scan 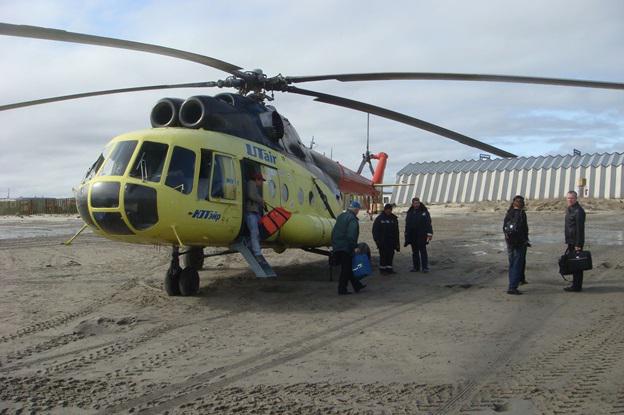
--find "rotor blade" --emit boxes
[287,72,624,90]
[286,86,516,158]
[0,82,217,111]
[0,23,243,75]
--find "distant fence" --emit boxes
[0,198,77,215]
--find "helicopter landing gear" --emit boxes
[164,246,200,296]
[182,246,204,270]
[179,267,200,296]
[164,246,182,296]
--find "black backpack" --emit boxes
[503,211,523,245]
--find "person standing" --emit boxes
[503,195,529,295]
[331,200,366,295]
[404,197,433,273]
[564,190,586,292]
[372,203,400,274]
[245,172,265,259]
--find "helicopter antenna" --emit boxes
[309,136,316,149]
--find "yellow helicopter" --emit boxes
[1,23,622,296]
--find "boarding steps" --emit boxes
[230,238,276,278]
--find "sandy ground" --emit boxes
[1,203,624,414]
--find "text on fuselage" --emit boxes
[245,144,277,164]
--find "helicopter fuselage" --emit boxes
[76,127,348,250]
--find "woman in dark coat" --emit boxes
[404,197,433,272]
[503,195,530,295]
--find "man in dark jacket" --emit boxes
[503,195,529,295]
[372,203,400,274]
[404,198,433,272]
[331,200,366,295]
[564,191,586,292]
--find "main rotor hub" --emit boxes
[213,69,290,99]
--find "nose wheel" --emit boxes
[164,246,200,296]
[179,267,200,296]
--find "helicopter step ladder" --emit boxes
[230,238,277,278]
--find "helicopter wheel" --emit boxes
[179,266,200,296]
[164,266,182,296]
[182,246,204,270]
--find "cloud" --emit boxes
[0,0,623,196]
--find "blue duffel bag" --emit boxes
[352,253,372,279]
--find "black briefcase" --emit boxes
[559,250,592,275]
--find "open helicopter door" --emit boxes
[189,149,243,245]
[233,158,278,277]
[240,159,282,242]
[259,164,283,242]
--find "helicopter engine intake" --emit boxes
[150,98,184,128]
[179,95,233,130]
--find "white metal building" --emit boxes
[392,152,624,205]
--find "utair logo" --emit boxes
[246,144,277,164]
[189,210,222,221]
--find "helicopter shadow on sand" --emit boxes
[185,258,369,311]
[187,254,500,313]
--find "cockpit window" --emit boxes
[165,146,195,194]
[98,141,138,177]
[129,141,169,182]
[83,153,104,182]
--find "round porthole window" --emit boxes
[281,183,289,201]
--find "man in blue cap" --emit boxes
[331,200,366,295]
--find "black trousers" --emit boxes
[336,251,363,294]
[568,244,584,289]
[378,245,395,270]
[410,242,428,270]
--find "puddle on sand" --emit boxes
[469,224,624,246]
[0,220,85,240]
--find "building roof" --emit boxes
[396,152,624,176]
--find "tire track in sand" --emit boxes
[0,279,138,345]
[461,311,624,414]
[99,277,494,415]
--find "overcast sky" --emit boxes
[0,0,623,198]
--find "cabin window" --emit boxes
[281,183,289,202]
[268,178,277,199]
[211,154,236,200]
[298,188,304,205]
[198,149,213,200]
[309,190,315,206]
[129,141,168,182]
[165,146,195,194]
[98,140,137,177]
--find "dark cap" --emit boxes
[252,172,266,181]
[384,203,395,210]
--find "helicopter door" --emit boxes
[262,165,280,211]
[261,165,282,242]
[192,150,242,245]
[242,160,281,242]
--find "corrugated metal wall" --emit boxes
[391,153,624,204]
